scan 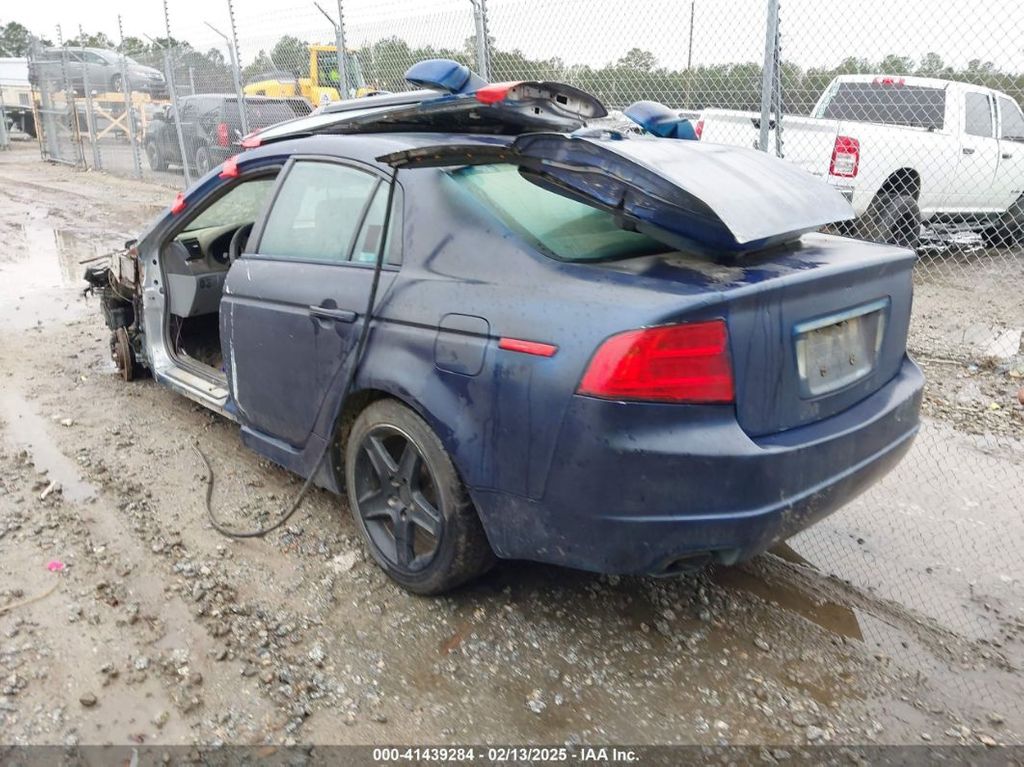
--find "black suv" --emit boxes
[144,95,311,174]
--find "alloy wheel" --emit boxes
[353,425,444,573]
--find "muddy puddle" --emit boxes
[0,222,112,330]
[718,544,1024,719]
[0,390,96,502]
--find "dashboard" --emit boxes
[176,222,241,267]
[164,223,249,318]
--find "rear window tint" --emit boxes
[223,99,300,129]
[964,92,994,137]
[815,82,946,130]
[999,96,1024,140]
[449,164,666,262]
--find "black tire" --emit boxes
[145,140,167,172]
[859,193,921,249]
[110,73,123,93]
[194,145,213,176]
[345,399,494,595]
[982,196,1024,248]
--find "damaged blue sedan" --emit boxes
[87,61,923,594]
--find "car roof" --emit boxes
[251,130,514,169]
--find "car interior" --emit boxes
[162,174,279,379]
[160,165,397,382]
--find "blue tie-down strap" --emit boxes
[624,100,698,140]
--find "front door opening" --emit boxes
[162,174,279,380]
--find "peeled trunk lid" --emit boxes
[700,110,842,180]
[380,132,854,253]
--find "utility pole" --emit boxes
[335,0,349,99]
[206,21,248,136]
[758,0,780,152]
[683,0,695,107]
[79,23,102,170]
[470,0,490,81]
[225,0,249,134]
[117,15,143,178]
[163,0,193,185]
[315,1,348,102]
[56,24,86,167]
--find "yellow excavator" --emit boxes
[243,44,376,106]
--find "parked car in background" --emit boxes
[144,94,311,174]
[89,61,923,594]
[699,75,1024,246]
[28,47,167,97]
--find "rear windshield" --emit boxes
[815,82,946,130]
[449,164,667,262]
[223,100,300,129]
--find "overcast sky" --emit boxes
[9,0,1024,72]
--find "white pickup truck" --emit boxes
[698,75,1024,247]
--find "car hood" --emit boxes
[379,133,854,254]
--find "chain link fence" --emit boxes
[20,0,1024,718]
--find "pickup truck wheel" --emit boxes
[861,193,921,250]
[345,399,495,595]
[982,196,1024,247]
[145,141,167,172]
[194,145,213,176]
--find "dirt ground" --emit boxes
[0,144,1021,747]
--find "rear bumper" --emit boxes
[473,356,923,574]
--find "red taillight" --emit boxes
[474,81,522,105]
[240,132,262,149]
[829,135,860,178]
[216,122,230,147]
[218,155,240,179]
[873,76,905,86]
[578,320,734,404]
[693,117,704,140]
[170,191,187,215]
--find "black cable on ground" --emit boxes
[197,170,399,539]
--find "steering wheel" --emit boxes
[228,223,255,265]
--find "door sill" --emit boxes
[160,366,236,421]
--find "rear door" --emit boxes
[995,95,1024,212]
[62,49,85,91]
[221,157,401,447]
[79,50,110,92]
[176,98,201,154]
[953,90,1000,211]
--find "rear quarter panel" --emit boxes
[361,169,916,503]
[842,119,958,216]
[350,169,714,499]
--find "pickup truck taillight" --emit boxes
[693,118,704,140]
[216,122,230,147]
[829,135,859,178]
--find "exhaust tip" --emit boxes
[653,552,714,578]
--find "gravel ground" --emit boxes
[0,145,1021,746]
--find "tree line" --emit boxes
[249,35,1024,112]
[3,19,1021,112]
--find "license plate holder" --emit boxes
[795,299,888,398]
